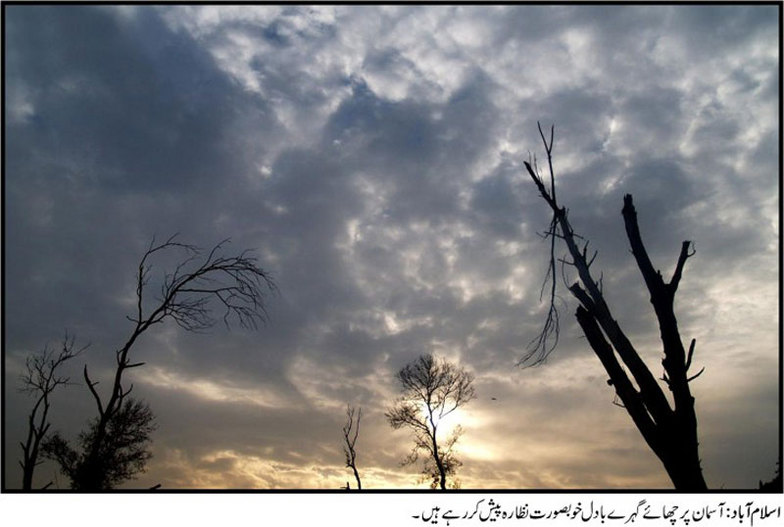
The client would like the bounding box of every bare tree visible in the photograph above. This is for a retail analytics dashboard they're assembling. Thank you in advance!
[44,235,276,490]
[386,354,475,490]
[342,404,362,490]
[523,123,707,490]
[18,334,86,490]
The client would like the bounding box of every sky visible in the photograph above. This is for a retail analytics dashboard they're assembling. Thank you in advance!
[3,5,780,491]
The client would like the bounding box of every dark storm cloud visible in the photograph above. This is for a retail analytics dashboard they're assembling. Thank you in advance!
[6,6,279,193]
[319,73,505,227]
[4,5,283,350]
[4,5,778,492]
[469,160,528,240]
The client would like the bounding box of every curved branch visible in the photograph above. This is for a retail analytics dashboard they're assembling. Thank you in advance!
[83,366,104,417]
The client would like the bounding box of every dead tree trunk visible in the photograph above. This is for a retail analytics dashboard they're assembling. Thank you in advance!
[525,124,707,490]
[342,405,363,490]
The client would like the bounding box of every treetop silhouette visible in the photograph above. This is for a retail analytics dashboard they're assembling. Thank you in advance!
[386,354,475,489]
[42,235,276,490]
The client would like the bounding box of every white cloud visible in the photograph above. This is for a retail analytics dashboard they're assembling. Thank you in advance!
[140,366,294,410]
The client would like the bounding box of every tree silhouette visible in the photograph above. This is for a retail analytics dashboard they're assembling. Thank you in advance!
[43,398,155,490]
[523,123,707,490]
[758,459,782,492]
[342,404,362,490]
[18,334,86,490]
[43,235,276,490]
[386,354,475,489]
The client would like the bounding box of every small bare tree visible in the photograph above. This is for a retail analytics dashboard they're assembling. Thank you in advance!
[523,123,707,490]
[342,404,362,490]
[18,334,86,490]
[386,354,475,490]
[45,235,276,490]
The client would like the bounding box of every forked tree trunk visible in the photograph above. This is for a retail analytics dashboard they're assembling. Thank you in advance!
[525,133,707,490]
[561,195,705,490]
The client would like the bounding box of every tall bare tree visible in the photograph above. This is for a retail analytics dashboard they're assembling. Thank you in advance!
[44,235,276,490]
[342,404,362,490]
[18,334,86,490]
[386,354,475,490]
[523,123,707,490]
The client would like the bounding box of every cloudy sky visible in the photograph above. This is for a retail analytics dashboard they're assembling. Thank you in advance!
[4,5,779,491]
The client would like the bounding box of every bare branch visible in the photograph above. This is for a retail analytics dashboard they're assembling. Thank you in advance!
[670,241,694,293]
[83,366,104,417]
[537,121,556,201]
[523,125,707,490]
[622,195,663,294]
[687,367,706,383]
[18,334,85,489]
[50,235,276,490]
[685,338,696,371]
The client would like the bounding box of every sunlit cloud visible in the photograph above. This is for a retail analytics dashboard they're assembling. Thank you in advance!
[139,366,294,410]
